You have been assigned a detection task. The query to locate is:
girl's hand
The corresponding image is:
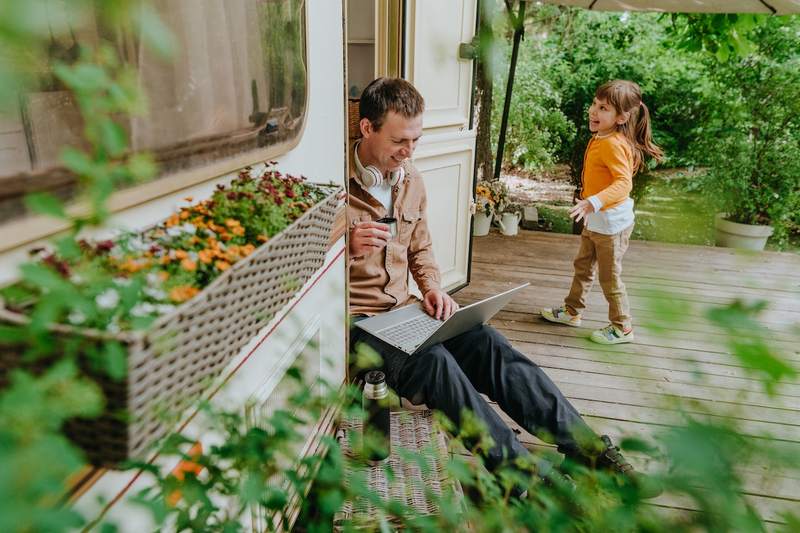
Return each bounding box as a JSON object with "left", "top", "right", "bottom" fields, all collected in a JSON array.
[{"left": 569, "top": 199, "right": 595, "bottom": 223}]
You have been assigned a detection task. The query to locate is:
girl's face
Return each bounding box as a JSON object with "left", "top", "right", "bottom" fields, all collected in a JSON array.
[{"left": 588, "top": 97, "right": 628, "bottom": 136}]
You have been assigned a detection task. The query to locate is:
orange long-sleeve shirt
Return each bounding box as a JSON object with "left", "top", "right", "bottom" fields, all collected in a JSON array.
[{"left": 580, "top": 132, "right": 634, "bottom": 211}]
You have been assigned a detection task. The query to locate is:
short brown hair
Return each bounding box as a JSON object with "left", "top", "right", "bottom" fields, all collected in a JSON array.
[{"left": 359, "top": 78, "right": 425, "bottom": 131}]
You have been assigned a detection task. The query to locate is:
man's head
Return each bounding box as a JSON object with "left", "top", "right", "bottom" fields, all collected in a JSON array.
[{"left": 358, "top": 78, "right": 424, "bottom": 174}]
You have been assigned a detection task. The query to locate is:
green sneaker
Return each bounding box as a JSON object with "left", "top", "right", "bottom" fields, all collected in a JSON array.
[
  {"left": 590, "top": 324, "right": 634, "bottom": 345},
  {"left": 541, "top": 305, "right": 582, "bottom": 327}
]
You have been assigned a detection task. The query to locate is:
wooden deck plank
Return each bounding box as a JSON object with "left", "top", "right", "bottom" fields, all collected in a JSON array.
[{"left": 456, "top": 230, "right": 800, "bottom": 523}]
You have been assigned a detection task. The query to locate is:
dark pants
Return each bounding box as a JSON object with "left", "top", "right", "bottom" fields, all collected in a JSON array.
[{"left": 351, "top": 323, "right": 600, "bottom": 472}]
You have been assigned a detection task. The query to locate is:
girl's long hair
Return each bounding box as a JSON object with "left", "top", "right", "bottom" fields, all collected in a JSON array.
[{"left": 596, "top": 80, "right": 664, "bottom": 174}]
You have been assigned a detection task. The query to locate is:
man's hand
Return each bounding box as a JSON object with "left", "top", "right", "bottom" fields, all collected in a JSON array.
[
  {"left": 569, "top": 199, "right": 595, "bottom": 223},
  {"left": 422, "top": 288, "right": 459, "bottom": 321},
  {"left": 350, "top": 221, "right": 392, "bottom": 258}
]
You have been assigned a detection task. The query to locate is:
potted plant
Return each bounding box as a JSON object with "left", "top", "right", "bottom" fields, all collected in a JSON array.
[
  {"left": 0, "top": 165, "right": 342, "bottom": 465},
  {"left": 497, "top": 202, "right": 524, "bottom": 236},
  {"left": 703, "top": 29, "right": 800, "bottom": 250},
  {"left": 473, "top": 180, "right": 502, "bottom": 236}
]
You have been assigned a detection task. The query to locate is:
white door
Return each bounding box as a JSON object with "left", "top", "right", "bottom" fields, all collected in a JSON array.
[{"left": 404, "top": 0, "right": 476, "bottom": 291}]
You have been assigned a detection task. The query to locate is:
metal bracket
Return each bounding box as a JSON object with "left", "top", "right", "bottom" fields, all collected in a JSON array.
[{"left": 458, "top": 37, "right": 479, "bottom": 61}]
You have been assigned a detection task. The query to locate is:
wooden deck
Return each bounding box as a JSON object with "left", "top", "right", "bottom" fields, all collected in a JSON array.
[{"left": 454, "top": 230, "right": 800, "bottom": 525}]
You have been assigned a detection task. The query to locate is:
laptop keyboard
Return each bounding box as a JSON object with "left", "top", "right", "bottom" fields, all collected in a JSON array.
[{"left": 377, "top": 313, "right": 443, "bottom": 352}]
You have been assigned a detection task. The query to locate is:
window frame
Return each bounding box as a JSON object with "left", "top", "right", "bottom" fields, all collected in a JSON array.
[{"left": 0, "top": 0, "right": 309, "bottom": 254}]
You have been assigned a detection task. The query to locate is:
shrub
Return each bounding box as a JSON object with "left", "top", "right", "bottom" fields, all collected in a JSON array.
[{"left": 698, "top": 19, "right": 800, "bottom": 247}]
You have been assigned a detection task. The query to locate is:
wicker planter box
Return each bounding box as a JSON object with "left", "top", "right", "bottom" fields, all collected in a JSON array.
[
  {"left": 334, "top": 410, "right": 464, "bottom": 529},
  {"left": 0, "top": 184, "right": 343, "bottom": 467}
]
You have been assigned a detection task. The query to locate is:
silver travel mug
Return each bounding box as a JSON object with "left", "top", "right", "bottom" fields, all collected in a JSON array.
[
  {"left": 376, "top": 217, "right": 398, "bottom": 239},
  {"left": 362, "top": 370, "right": 391, "bottom": 462}
]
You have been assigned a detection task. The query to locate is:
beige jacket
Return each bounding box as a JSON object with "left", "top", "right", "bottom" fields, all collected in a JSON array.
[{"left": 348, "top": 146, "right": 441, "bottom": 316}]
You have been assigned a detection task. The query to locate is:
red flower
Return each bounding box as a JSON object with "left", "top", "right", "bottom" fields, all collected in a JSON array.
[{"left": 96, "top": 240, "right": 115, "bottom": 254}]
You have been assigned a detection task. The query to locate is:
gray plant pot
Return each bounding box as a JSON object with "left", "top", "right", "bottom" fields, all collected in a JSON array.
[{"left": 714, "top": 214, "right": 773, "bottom": 251}]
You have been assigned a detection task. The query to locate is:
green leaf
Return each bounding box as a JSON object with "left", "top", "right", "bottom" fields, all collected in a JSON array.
[
  {"left": 60, "top": 147, "right": 95, "bottom": 176},
  {"left": 55, "top": 236, "right": 82, "bottom": 261},
  {"left": 24, "top": 193, "right": 67, "bottom": 220},
  {"left": 127, "top": 152, "right": 158, "bottom": 183},
  {"left": 19, "top": 263, "right": 70, "bottom": 293},
  {"left": 101, "top": 341, "right": 128, "bottom": 381},
  {"left": 0, "top": 325, "right": 27, "bottom": 344},
  {"left": 98, "top": 118, "right": 129, "bottom": 157},
  {"left": 54, "top": 62, "right": 110, "bottom": 93}
]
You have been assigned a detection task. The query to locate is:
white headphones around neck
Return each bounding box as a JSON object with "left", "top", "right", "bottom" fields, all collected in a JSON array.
[{"left": 353, "top": 139, "right": 404, "bottom": 189}]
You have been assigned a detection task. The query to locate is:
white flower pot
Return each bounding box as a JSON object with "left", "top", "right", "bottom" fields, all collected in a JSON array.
[
  {"left": 498, "top": 213, "right": 520, "bottom": 236},
  {"left": 714, "top": 214, "right": 773, "bottom": 251},
  {"left": 473, "top": 211, "right": 492, "bottom": 236}
]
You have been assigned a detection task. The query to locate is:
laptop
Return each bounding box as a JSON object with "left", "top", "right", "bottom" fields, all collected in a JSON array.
[{"left": 355, "top": 283, "right": 529, "bottom": 355}]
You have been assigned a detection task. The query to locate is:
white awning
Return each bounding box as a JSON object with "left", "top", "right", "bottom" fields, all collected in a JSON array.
[{"left": 543, "top": 1, "right": 800, "bottom": 15}]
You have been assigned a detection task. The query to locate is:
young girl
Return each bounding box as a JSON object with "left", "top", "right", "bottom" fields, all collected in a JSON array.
[{"left": 541, "top": 80, "right": 663, "bottom": 344}]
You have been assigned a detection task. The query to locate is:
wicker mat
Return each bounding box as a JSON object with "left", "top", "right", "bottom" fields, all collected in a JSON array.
[{"left": 333, "top": 410, "right": 464, "bottom": 529}]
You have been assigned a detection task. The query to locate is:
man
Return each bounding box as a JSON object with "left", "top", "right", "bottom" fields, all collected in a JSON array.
[{"left": 348, "top": 78, "right": 655, "bottom": 493}]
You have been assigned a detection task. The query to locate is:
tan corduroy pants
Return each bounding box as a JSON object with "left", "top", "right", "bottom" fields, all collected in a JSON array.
[{"left": 564, "top": 225, "right": 634, "bottom": 330}]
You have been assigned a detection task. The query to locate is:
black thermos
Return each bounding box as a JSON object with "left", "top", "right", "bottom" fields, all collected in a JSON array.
[{"left": 362, "top": 370, "right": 391, "bottom": 462}]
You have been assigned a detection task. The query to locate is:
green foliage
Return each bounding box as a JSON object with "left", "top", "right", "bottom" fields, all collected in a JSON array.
[
  {"left": 666, "top": 13, "right": 766, "bottom": 62},
  {"left": 536, "top": 204, "right": 573, "bottom": 234},
  {"left": 128, "top": 343, "right": 800, "bottom": 532},
  {"left": 0, "top": 3, "right": 176, "bottom": 531},
  {"left": 490, "top": 8, "right": 717, "bottom": 179},
  {"left": 0, "top": 361, "right": 103, "bottom": 532},
  {"left": 693, "top": 18, "right": 800, "bottom": 247}
]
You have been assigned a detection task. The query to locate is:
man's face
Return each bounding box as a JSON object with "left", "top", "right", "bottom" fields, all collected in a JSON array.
[{"left": 360, "top": 111, "right": 423, "bottom": 173}]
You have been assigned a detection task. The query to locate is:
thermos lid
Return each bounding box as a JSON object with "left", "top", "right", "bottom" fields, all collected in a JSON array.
[
  {"left": 365, "top": 370, "right": 386, "bottom": 384},
  {"left": 364, "top": 370, "right": 388, "bottom": 400}
]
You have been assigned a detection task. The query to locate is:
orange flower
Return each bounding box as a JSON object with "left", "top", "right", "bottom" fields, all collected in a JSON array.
[
  {"left": 158, "top": 271, "right": 170, "bottom": 281},
  {"left": 119, "top": 258, "right": 150, "bottom": 273},
  {"left": 184, "top": 196, "right": 193, "bottom": 202},
  {"left": 160, "top": 255, "right": 172, "bottom": 265},
  {"left": 198, "top": 249, "right": 214, "bottom": 264},
  {"left": 220, "top": 233, "right": 232, "bottom": 242},
  {"left": 180, "top": 258, "right": 197, "bottom": 271},
  {"left": 165, "top": 214, "right": 180, "bottom": 227},
  {"left": 179, "top": 210, "right": 190, "bottom": 220},
  {"left": 257, "top": 234, "right": 269, "bottom": 243},
  {"left": 224, "top": 218, "right": 241, "bottom": 228},
  {"left": 231, "top": 226, "right": 245, "bottom": 237},
  {"left": 242, "top": 244, "right": 255, "bottom": 256},
  {"left": 191, "top": 216, "right": 208, "bottom": 229},
  {"left": 215, "top": 260, "right": 231, "bottom": 271},
  {"left": 175, "top": 250, "right": 188, "bottom": 260},
  {"left": 169, "top": 285, "right": 200, "bottom": 303}
]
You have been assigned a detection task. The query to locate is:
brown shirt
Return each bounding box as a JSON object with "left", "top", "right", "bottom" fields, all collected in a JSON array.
[{"left": 348, "top": 144, "right": 441, "bottom": 316}]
